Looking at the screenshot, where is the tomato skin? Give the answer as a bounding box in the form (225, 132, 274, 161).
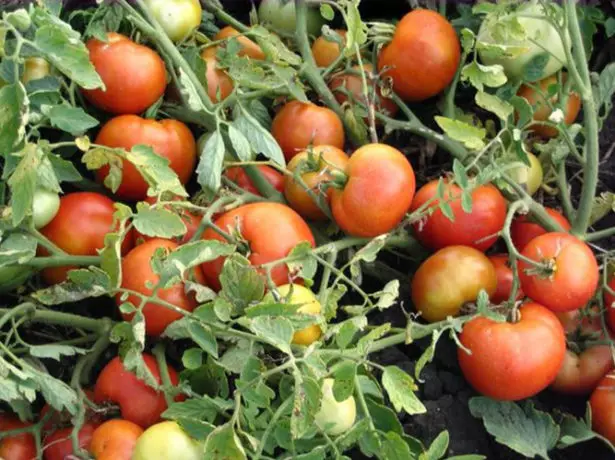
(32, 188, 60, 229)
(265, 284, 322, 345)
(314, 378, 357, 436)
(43, 422, 98, 460)
(95, 115, 197, 201)
(606, 277, 615, 332)
(94, 354, 183, 428)
(377, 10, 460, 101)
(119, 239, 206, 336)
(510, 207, 571, 251)
(0, 265, 33, 294)
(312, 30, 345, 67)
(0, 415, 36, 460)
(412, 246, 497, 322)
(551, 346, 613, 395)
(214, 26, 265, 60)
(39, 192, 135, 285)
(331, 144, 415, 237)
(410, 181, 506, 252)
(200, 54, 234, 102)
(508, 152, 543, 196)
(517, 74, 581, 138)
(90, 419, 144, 460)
(143, 0, 202, 42)
(488, 254, 524, 304)
(285, 145, 349, 221)
(201, 203, 315, 291)
(225, 165, 285, 196)
(590, 372, 615, 444)
(458, 302, 566, 401)
(136, 196, 202, 245)
(271, 101, 345, 161)
(132, 421, 202, 460)
(518, 232, 599, 313)
(83, 33, 167, 114)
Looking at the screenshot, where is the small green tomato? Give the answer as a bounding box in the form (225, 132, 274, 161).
(32, 188, 60, 229)
(314, 378, 357, 436)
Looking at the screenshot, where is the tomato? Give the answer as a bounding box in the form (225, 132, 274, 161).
(32, 188, 60, 229)
(143, 0, 202, 42)
(0, 265, 33, 294)
(83, 33, 167, 115)
(94, 354, 183, 428)
(41, 389, 98, 434)
(271, 101, 345, 161)
(516, 74, 581, 138)
(95, 115, 197, 201)
(214, 26, 265, 60)
(311, 30, 345, 67)
(458, 302, 566, 400)
(201, 203, 315, 291)
(90, 419, 143, 460)
(39, 192, 135, 285)
(410, 181, 506, 252)
(518, 232, 599, 312)
(331, 143, 415, 237)
(556, 306, 604, 337)
(329, 64, 398, 119)
(119, 239, 206, 336)
(510, 207, 570, 251)
(0, 415, 36, 460)
(200, 54, 234, 102)
(606, 277, 615, 332)
(264, 284, 322, 345)
(22, 57, 51, 84)
(136, 195, 202, 245)
(488, 254, 524, 304)
(590, 372, 615, 444)
(132, 421, 202, 460)
(551, 346, 613, 395)
(43, 422, 98, 460)
(377, 10, 460, 101)
(225, 165, 285, 196)
(507, 152, 543, 196)
(412, 246, 497, 323)
(477, 2, 569, 81)
(258, 0, 325, 36)
(284, 145, 349, 221)
(314, 378, 357, 436)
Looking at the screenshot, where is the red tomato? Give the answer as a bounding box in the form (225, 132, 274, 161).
(331, 143, 415, 237)
(119, 239, 206, 336)
(135, 196, 202, 245)
(39, 192, 135, 285)
(83, 33, 167, 114)
(225, 165, 285, 196)
(458, 302, 566, 400)
(606, 277, 615, 332)
(556, 306, 604, 337)
(94, 354, 183, 428)
(518, 232, 599, 312)
(377, 10, 460, 101)
(201, 54, 234, 102)
(0, 415, 36, 460)
(40, 389, 98, 434)
(43, 422, 98, 460)
(410, 181, 506, 252)
(488, 254, 524, 304)
(271, 101, 345, 161)
(312, 30, 346, 67)
(95, 115, 197, 201)
(510, 207, 571, 251)
(214, 26, 265, 60)
(201, 202, 315, 291)
(590, 372, 615, 444)
(90, 419, 144, 460)
(551, 346, 613, 395)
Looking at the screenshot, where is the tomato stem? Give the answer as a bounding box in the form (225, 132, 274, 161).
(0, 304, 112, 333)
(24, 255, 101, 269)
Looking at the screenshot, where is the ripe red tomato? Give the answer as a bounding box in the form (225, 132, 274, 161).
(551, 346, 613, 395)
(119, 238, 206, 336)
(95, 115, 197, 201)
(518, 232, 599, 312)
(410, 181, 506, 252)
(200, 54, 233, 102)
(39, 192, 135, 285)
(225, 165, 285, 196)
(0, 415, 36, 460)
(311, 30, 346, 67)
(377, 10, 460, 101)
(590, 372, 615, 444)
(135, 196, 202, 245)
(488, 254, 524, 304)
(90, 419, 144, 460)
(43, 422, 98, 460)
(214, 26, 265, 60)
(331, 143, 415, 237)
(201, 202, 315, 291)
(285, 145, 349, 221)
(458, 302, 566, 400)
(271, 101, 345, 161)
(83, 33, 167, 114)
(94, 354, 183, 428)
(510, 207, 571, 251)
(606, 277, 615, 332)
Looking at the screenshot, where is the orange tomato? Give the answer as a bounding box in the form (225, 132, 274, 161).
(311, 30, 346, 67)
(201, 54, 233, 102)
(90, 419, 144, 460)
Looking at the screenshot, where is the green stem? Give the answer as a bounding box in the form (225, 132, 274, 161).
(442, 50, 467, 119)
(353, 375, 376, 431)
(24, 255, 101, 269)
(556, 161, 575, 221)
(253, 398, 292, 460)
(0, 304, 112, 333)
(153, 343, 175, 407)
(584, 226, 615, 242)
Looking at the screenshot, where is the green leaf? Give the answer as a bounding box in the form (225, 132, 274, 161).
(43, 105, 99, 135)
(589, 192, 615, 226)
(6, 10, 31, 31)
(320, 4, 335, 20)
(522, 52, 550, 83)
(133, 205, 187, 239)
(249, 316, 293, 354)
(332, 361, 357, 402)
(227, 124, 253, 161)
(219, 254, 264, 314)
(421, 430, 449, 460)
(234, 105, 285, 166)
(557, 412, 614, 451)
(49, 154, 82, 182)
(8, 145, 41, 226)
(36, 370, 78, 414)
(452, 159, 469, 189)
(0, 84, 28, 158)
(382, 366, 426, 415)
(291, 372, 321, 438)
(187, 321, 218, 358)
(218, 341, 254, 374)
(381, 431, 413, 460)
(196, 129, 225, 198)
(475, 92, 513, 121)
(158, 241, 235, 284)
(286, 241, 317, 282)
(238, 356, 275, 408)
(204, 423, 247, 460)
(29, 344, 87, 360)
(510, 96, 533, 128)
(334, 316, 366, 349)
(357, 323, 391, 355)
(366, 398, 403, 435)
(434, 117, 486, 151)
(182, 348, 203, 370)
(595, 62, 615, 122)
(126, 145, 187, 197)
(244, 302, 299, 318)
(0, 233, 37, 267)
(606, 17, 615, 38)
(373, 279, 400, 310)
(415, 329, 445, 382)
(469, 397, 559, 460)
(461, 62, 507, 92)
(33, 267, 111, 305)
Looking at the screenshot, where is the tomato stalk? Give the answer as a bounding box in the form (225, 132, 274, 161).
(24, 255, 101, 269)
(0, 304, 112, 333)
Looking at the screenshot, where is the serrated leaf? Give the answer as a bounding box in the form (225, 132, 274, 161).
(522, 52, 550, 83)
(227, 124, 253, 161)
(287, 241, 317, 281)
(461, 61, 507, 92)
(475, 91, 513, 121)
(187, 321, 218, 358)
(421, 430, 449, 460)
(434, 116, 486, 151)
(219, 254, 264, 314)
(357, 323, 391, 355)
(590, 192, 615, 226)
(415, 329, 445, 382)
(510, 95, 533, 128)
(381, 431, 413, 460)
(133, 206, 187, 238)
(332, 361, 356, 401)
(557, 412, 607, 450)
(204, 423, 247, 460)
(382, 366, 426, 415)
(8, 143, 39, 226)
(196, 129, 225, 198)
(373, 279, 399, 310)
(43, 105, 98, 135)
(334, 316, 366, 349)
(244, 302, 300, 318)
(366, 398, 403, 434)
(250, 316, 293, 354)
(29, 344, 87, 360)
(33, 267, 111, 305)
(0, 233, 37, 267)
(291, 372, 321, 438)
(0, 84, 28, 157)
(234, 105, 284, 166)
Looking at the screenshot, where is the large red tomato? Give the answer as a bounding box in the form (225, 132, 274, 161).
(201, 203, 315, 291)
(0, 415, 36, 460)
(331, 143, 415, 237)
(551, 346, 613, 395)
(95, 115, 197, 201)
(410, 181, 506, 252)
(119, 239, 206, 336)
(458, 302, 566, 400)
(377, 10, 460, 101)
(518, 233, 598, 312)
(225, 165, 285, 196)
(43, 422, 98, 460)
(488, 254, 524, 304)
(39, 192, 135, 285)
(271, 101, 345, 161)
(90, 419, 144, 460)
(135, 195, 202, 245)
(590, 372, 615, 444)
(83, 33, 167, 114)
(510, 207, 571, 251)
(94, 354, 183, 428)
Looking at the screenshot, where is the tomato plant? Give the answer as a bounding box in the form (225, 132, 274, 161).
(0, 416, 36, 460)
(135, 195, 202, 245)
(265, 284, 322, 345)
(143, 0, 202, 42)
(314, 378, 357, 436)
(43, 422, 98, 460)
(590, 372, 615, 445)
(215, 26, 265, 60)
(510, 207, 571, 251)
(488, 254, 523, 304)
(201, 54, 234, 102)
(90, 419, 144, 460)
(312, 30, 346, 67)
(225, 165, 284, 196)
(0, 265, 33, 294)
(132, 421, 201, 460)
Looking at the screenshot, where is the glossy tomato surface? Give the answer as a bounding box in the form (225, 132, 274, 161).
(0, 415, 36, 460)
(90, 419, 144, 460)
(201, 54, 234, 102)
(458, 302, 566, 400)
(214, 26, 265, 60)
(43, 422, 98, 460)
(551, 346, 613, 395)
(225, 165, 285, 196)
(312, 30, 346, 67)
(143, 0, 202, 42)
(32, 188, 60, 229)
(488, 254, 524, 304)
(510, 207, 571, 251)
(590, 372, 615, 444)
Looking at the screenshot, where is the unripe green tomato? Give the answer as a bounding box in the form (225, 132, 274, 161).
(314, 378, 357, 436)
(258, 0, 325, 36)
(22, 57, 51, 84)
(508, 152, 543, 196)
(32, 188, 60, 229)
(0, 265, 33, 294)
(144, 0, 202, 42)
(132, 421, 202, 460)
